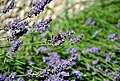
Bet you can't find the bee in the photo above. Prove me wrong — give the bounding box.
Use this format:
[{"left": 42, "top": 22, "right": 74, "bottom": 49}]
[
  {"left": 52, "top": 33, "right": 64, "bottom": 42},
  {"left": 46, "top": 33, "right": 65, "bottom": 46}
]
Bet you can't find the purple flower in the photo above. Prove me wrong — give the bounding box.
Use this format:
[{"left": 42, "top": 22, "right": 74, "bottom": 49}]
[
  {"left": 107, "top": 71, "right": 115, "bottom": 76},
  {"left": 85, "top": 17, "right": 92, "bottom": 25},
  {"left": 85, "top": 17, "right": 96, "bottom": 26},
  {"left": 118, "top": 68, "right": 120, "bottom": 72},
  {"left": 89, "top": 47, "right": 101, "bottom": 54},
  {"left": 83, "top": 47, "right": 101, "bottom": 54},
  {"left": 6, "top": 41, "right": 21, "bottom": 53},
  {"left": 68, "top": 34, "right": 83, "bottom": 44},
  {"left": 32, "top": 17, "right": 52, "bottom": 33},
  {"left": 105, "top": 55, "right": 111, "bottom": 62},
  {"left": 3, "top": 20, "right": 28, "bottom": 42},
  {"left": 111, "top": 37, "right": 120, "bottom": 42},
  {"left": 71, "top": 53, "right": 78, "bottom": 61},
  {"left": 36, "top": 46, "right": 51, "bottom": 54},
  {"left": 72, "top": 69, "right": 82, "bottom": 79},
  {"left": 40, "top": 32, "right": 48, "bottom": 39},
  {"left": 112, "top": 60, "right": 118, "bottom": 64},
  {"left": 116, "top": 23, "right": 120, "bottom": 28},
  {"left": 90, "top": 21, "right": 96, "bottom": 26},
  {"left": 31, "top": 0, "right": 52, "bottom": 16},
  {"left": 65, "top": 30, "right": 75, "bottom": 36},
  {"left": 66, "top": 48, "right": 71, "bottom": 54},
  {"left": 28, "top": 60, "right": 35, "bottom": 65},
  {"left": 46, "top": 75, "right": 65, "bottom": 81},
  {"left": 6, "top": 28, "right": 28, "bottom": 41},
  {"left": 68, "top": 38, "right": 78, "bottom": 44},
  {"left": 66, "top": 48, "right": 78, "bottom": 54},
  {"left": 2, "top": 24, "right": 10, "bottom": 31},
  {"left": 108, "top": 34, "right": 116, "bottom": 39},
  {"left": 94, "top": 30, "right": 101, "bottom": 37},
  {"left": 5, "top": 41, "right": 21, "bottom": 58},
  {"left": 9, "top": 72, "right": 17, "bottom": 80},
  {"left": 52, "top": 39, "right": 65, "bottom": 46},
  {"left": 0, "top": 74, "right": 5, "bottom": 81},
  {"left": 2, "top": 0, "right": 15, "bottom": 13},
  {"left": 37, "top": 70, "right": 48, "bottom": 79},
  {"left": 77, "top": 34, "right": 84, "bottom": 40},
  {"left": 92, "top": 59, "right": 99, "bottom": 65},
  {"left": 36, "top": 47, "right": 80, "bottom": 80},
  {"left": 44, "top": 52, "right": 61, "bottom": 66},
  {"left": 29, "top": 0, "right": 34, "bottom": 6},
  {"left": 26, "top": 69, "right": 33, "bottom": 77},
  {"left": 2, "top": 20, "right": 29, "bottom": 31},
  {"left": 11, "top": 21, "right": 29, "bottom": 31},
  {"left": 17, "top": 78, "right": 25, "bottom": 81}
]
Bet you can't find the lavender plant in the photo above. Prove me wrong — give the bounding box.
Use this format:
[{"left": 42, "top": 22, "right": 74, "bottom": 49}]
[{"left": 0, "top": 0, "right": 120, "bottom": 81}]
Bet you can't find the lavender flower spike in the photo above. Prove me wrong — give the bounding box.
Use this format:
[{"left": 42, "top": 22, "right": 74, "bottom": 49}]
[
  {"left": 31, "top": 0, "right": 52, "bottom": 16},
  {"left": 9, "top": 72, "right": 17, "bottom": 80},
  {"left": 65, "top": 30, "right": 75, "bottom": 36},
  {"left": 72, "top": 69, "right": 82, "bottom": 79},
  {"left": 2, "top": 0, "right": 15, "bottom": 13},
  {"left": 108, "top": 34, "right": 116, "bottom": 39},
  {"left": 68, "top": 34, "right": 83, "bottom": 44},
  {"left": 82, "top": 47, "right": 101, "bottom": 54},
  {"left": 0, "top": 74, "right": 5, "bottom": 81},
  {"left": 88, "top": 47, "right": 101, "bottom": 54},
  {"left": 116, "top": 23, "right": 120, "bottom": 28},
  {"left": 90, "top": 21, "right": 96, "bottom": 26},
  {"left": 6, "top": 41, "right": 21, "bottom": 53},
  {"left": 85, "top": 17, "right": 92, "bottom": 25},
  {"left": 36, "top": 46, "right": 51, "bottom": 54},
  {"left": 93, "top": 30, "right": 102, "bottom": 37},
  {"left": 92, "top": 59, "right": 99, "bottom": 65},
  {"left": 32, "top": 16, "right": 52, "bottom": 33},
  {"left": 26, "top": 70, "right": 33, "bottom": 77},
  {"left": 6, "top": 28, "right": 28, "bottom": 42},
  {"left": 17, "top": 78, "right": 25, "bottom": 81}
]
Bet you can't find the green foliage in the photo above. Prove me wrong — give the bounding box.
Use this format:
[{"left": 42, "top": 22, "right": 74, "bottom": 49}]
[{"left": 0, "top": 0, "right": 120, "bottom": 80}]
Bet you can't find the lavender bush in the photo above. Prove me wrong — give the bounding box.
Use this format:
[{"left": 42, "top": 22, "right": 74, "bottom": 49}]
[{"left": 0, "top": 0, "right": 120, "bottom": 81}]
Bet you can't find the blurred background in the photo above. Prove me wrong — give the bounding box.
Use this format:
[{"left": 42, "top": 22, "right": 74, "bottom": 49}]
[
  {"left": 0, "top": 0, "right": 95, "bottom": 24},
  {"left": 0, "top": 0, "right": 120, "bottom": 81},
  {"left": 0, "top": 0, "right": 97, "bottom": 38}
]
